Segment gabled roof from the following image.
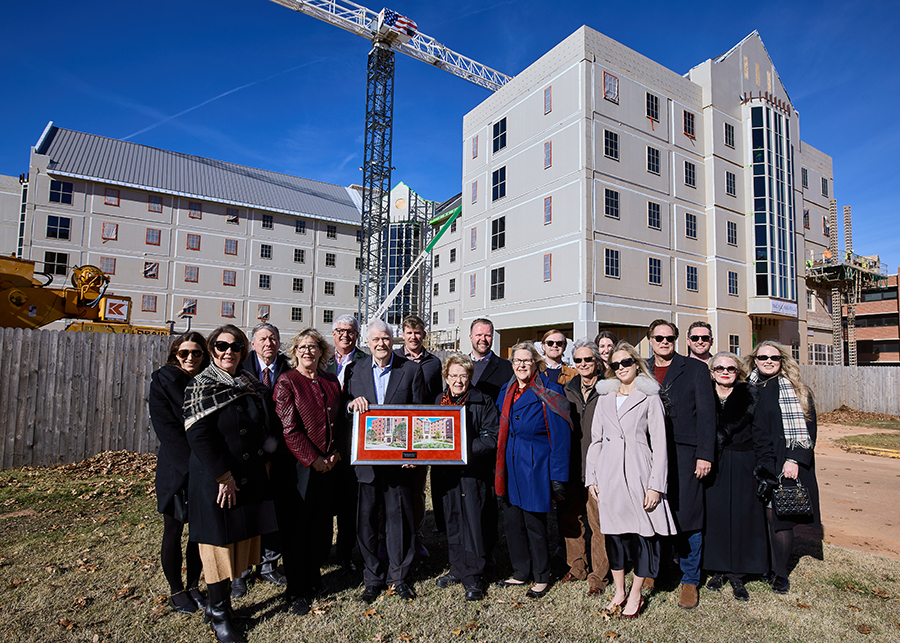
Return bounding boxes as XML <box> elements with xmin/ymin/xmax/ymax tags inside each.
<box><xmin>34</xmin><ymin>123</ymin><xmax>361</xmax><ymax>225</ymax></box>
<box><xmin>711</xmin><ymin>31</ymin><xmax>793</xmax><ymax>106</ymax></box>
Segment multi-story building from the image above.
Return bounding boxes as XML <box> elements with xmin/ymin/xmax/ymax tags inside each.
<box><xmin>0</xmin><ymin>174</ymin><xmax>22</xmax><ymax>256</ymax></box>
<box><xmin>19</xmin><ymin>123</ymin><xmax>363</xmax><ymax>335</ymax></box>
<box><xmin>843</xmin><ymin>271</ymin><xmax>899</xmax><ymax>365</ymax></box>
<box><xmin>431</xmin><ymin>27</ymin><xmax>837</xmax><ymax>361</ymax></box>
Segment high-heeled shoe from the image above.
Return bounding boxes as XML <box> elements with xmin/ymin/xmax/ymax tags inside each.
<box><xmin>621</xmin><ymin>596</ymin><xmax>645</xmax><ymax>619</ymax></box>
<box><xmin>604</xmin><ymin>596</ymin><xmax>627</xmax><ymax>612</ymax></box>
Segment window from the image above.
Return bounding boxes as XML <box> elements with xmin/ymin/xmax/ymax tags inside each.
<box><xmin>323</xmin><ymin>310</ymin><xmax>334</xmax><ymax>324</ymax></box>
<box><xmin>726</xmin><ymin>171</ymin><xmax>737</xmax><ymax>197</ymax></box>
<box><xmin>184</xmin><ymin>265</ymin><xmax>199</xmax><ymax>282</ymax></box>
<box><xmin>104</xmin><ymin>188</ymin><xmax>120</xmax><ymax>206</ymax></box>
<box><xmin>294</xmin><ymin>248</ymin><xmax>305</xmax><ymax>263</ymax></box>
<box><xmin>683</xmin><ymin>111</ymin><xmax>695</xmax><ymax>138</ymax></box>
<box><xmin>470</xmin><ymin>227</ymin><xmax>477</xmax><ymax>250</ymax></box>
<box><xmin>649</xmin><ymin>257</ymin><xmax>662</xmax><ymax>285</ymax></box>
<box><xmin>472</xmin><ymin>134</ymin><xmax>478</xmax><ymax>158</ymax></box>
<box><xmin>292</xmin><ymin>278</ymin><xmax>304</xmax><ymax>293</ymax></box>
<box><xmin>227</xmin><ymin>208</ymin><xmax>239</xmax><ymax>224</ymax></box>
<box><xmin>143</xmin><ymin>262</ymin><xmax>159</xmax><ymax>279</ymax></box>
<box><xmin>603</xmin><ymin>71</ymin><xmax>618</xmax><ymax>103</ymax></box>
<box><xmin>224</xmin><ymin>238</ymin><xmax>237</xmax><ymax>255</ymax></box>
<box><xmin>802</xmin><ymin>167</ymin><xmax>809</xmax><ymax>189</ymax></box>
<box><xmin>490</xmin><ymin>267</ymin><xmax>505</xmax><ymax>301</ymax></box>
<box><xmin>821</xmin><ymin>177</ymin><xmax>829</xmax><ymax>197</ymax></box>
<box><xmin>259</xmin><ymin>274</ymin><xmax>271</xmax><ymax>290</ymax></box>
<box><xmin>647</xmin><ymin>147</ymin><xmax>660</xmax><ymax>174</ymax></box>
<box><xmin>43</xmin><ymin>251</ymin><xmax>68</xmax><ymax>276</ymax></box>
<box><xmin>295</xmin><ymin>220</ymin><xmax>306</xmax><ymax>235</ymax></box>
<box><xmin>543</xmin><ymin>253</ymin><xmax>552</xmax><ymax>282</ymax></box>
<box><xmin>807</xmin><ymin>290</ymin><xmax>814</xmax><ymax>311</ymax></box>
<box><xmin>222</xmin><ymin>301</ymin><xmax>235</xmax><ymax>318</ymax></box>
<box><xmin>449</xmin><ymin>278</ymin><xmax>456</xmax><ymax>293</ymax></box>
<box><xmin>101</xmin><ymin>222</ymin><xmax>118</xmax><ymax>241</ymax></box>
<box><xmin>188</xmin><ymin>202</ymin><xmax>202</xmax><ymax>219</ymax></box>
<box><xmin>448</xmin><ymin>308</ymin><xmax>456</xmax><ymax>324</ymax></box>
<box><xmin>355</xmin><ymin>257</ymin><xmax>362</xmax><ymax>271</ymax></box>
<box><xmin>223</xmin><ymin>269</ymin><xmax>236</xmax><ymax>286</ymax></box>
<box><xmin>433</xmin><ymin>311</ymin><xmax>439</xmax><ymax>325</ymax></box>
<box><xmin>325</xmin><ymin>253</ymin><xmax>336</xmax><ymax>267</ymax></box>
<box><xmin>646</xmin><ymin>93</ymin><xmax>659</xmax><ymax>121</ymax></box>
<box><xmin>491</xmin><ymin>217</ymin><xmax>506</xmax><ymax>251</ymax></box>
<box><xmin>450</xmin><ymin>248</ymin><xmax>457</xmax><ymax>263</ymax></box>
<box><xmin>100</xmin><ymin>257</ymin><xmax>116</xmax><ymax>275</ymax></box>
<box><xmin>46</xmin><ymin>215</ymin><xmax>71</xmax><ymax>240</ymax></box>
<box><xmin>291</xmin><ymin>307</ymin><xmax>303</xmax><ymax>322</ymax></box>
<box><xmin>433</xmin><ymin>282</ymin><xmax>440</xmax><ymax>297</ymax></box>
<box><xmin>434</xmin><ymin>253</ymin><xmax>440</xmax><ymax>268</ymax></box>
<box><xmin>604</xmin><ymin>249</ymin><xmax>620</xmax><ymax>278</ymax></box>
<box><xmin>492</xmin><ymin>117</ymin><xmax>507</xmax><ymax>153</ymax></box>
<box><xmin>604</xmin><ymin>189</ymin><xmax>619</xmax><ymax>219</ymax></box>
<box><xmin>648</xmin><ymin>202</ymin><xmax>661</xmax><ymax>230</ymax></box>
<box><xmin>544</xmin><ymin>86</ymin><xmax>552</xmax><ymax>114</ymax></box>
<box><xmin>49</xmin><ymin>180</ymin><xmax>73</xmax><ymax>205</ymax></box>
<box><xmin>186</xmin><ymin>234</ymin><xmax>201</xmax><ymax>251</ymax></box>
<box><xmin>257</xmin><ymin>304</ymin><xmax>270</xmax><ymax>321</ymax></box>
<box><xmin>729</xmin><ymin>334</ymin><xmax>740</xmax><ymax>355</ymax></box>
<box><xmin>727</xmin><ymin>220</ymin><xmax>738</xmax><ymax>246</ymax></box>
<box><xmin>356</xmin><ymin>230</ymin><xmax>363</xmax><ymax>244</ymax></box>
<box><xmin>686</xmin><ymin>265</ymin><xmax>699</xmax><ymax>291</ymax></box>
<box><xmin>141</xmin><ymin>294</ymin><xmax>157</xmax><ymax>312</ymax></box>
<box><xmin>182</xmin><ymin>298</ymin><xmax>197</xmax><ymax>315</ymax></box>
<box><xmin>728</xmin><ymin>270</ymin><xmax>739</xmax><ymax>296</ymax></box>
<box><xmin>725</xmin><ymin>122</ymin><xmax>735</xmax><ymax>148</ymax></box>
<box><xmin>469</xmin><ymin>274</ymin><xmax>476</xmax><ymax>297</ymax></box>
<box><xmin>261</xmin><ymin>214</ymin><xmax>274</xmax><ymax>230</ymax></box>
<box><xmin>471</xmin><ymin>180</ymin><xmax>477</xmax><ymax>203</ymax></box>
<box><xmin>327</xmin><ymin>225</ymin><xmax>337</xmax><ymax>239</ymax></box>
<box><xmin>145</xmin><ymin>228</ymin><xmax>160</xmax><ymax>245</ymax></box>
<box><xmin>604</xmin><ymin>130</ymin><xmax>619</xmax><ymax>160</ymax></box>
<box><xmin>260</xmin><ymin>244</ymin><xmax>272</xmax><ymax>260</ymax></box>
<box><xmin>685</xmin><ymin>212</ymin><xmax>698</xmax><ymax>240</ymax></box>
<box><xmin>544</xmin><ymin>196</ymin><xmax>552</xmax><ymax>224</ymax></box>
<box><xmin>450</xmin><ymin>220</ymin><xmax>457</xmax><ymax>233</ymax></box>
<box><xmin>544</xmin><ymin>141</ymin><xmax>552</xmax><ymax>168</ymax></box>
<box><xmin>803</xmin><ymin>209</ymin><xmax>810</xmax><ymax>229</ymax></box>
<box><xmin>823</xmin><ymin>216</ymin><xmax>830</xmax><ymax>236</ymax></box>
<box><xmin>354</xmin><ymin>284</ymin><xmax>360</xmax><ymax>297</ymax></box>
<box><xmin>491</xmin><ymin>167</ymin><xmax>506</xmax><ymax>201</ymax></box>
<box><xmin>148</xmin><ymin>195</ymin><xmax>163</xmax><ymax>213</ymax></box>
<box><xmin>685</xmin><ymin>161</ymin><xmax>696</xmax><ymax>188</ymax></box>
<box><xmin>324</xmin><ymin>281</ymin><xmax>335</xmax><ymax>296</ymax></box>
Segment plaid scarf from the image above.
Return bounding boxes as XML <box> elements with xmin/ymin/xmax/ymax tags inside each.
<box><xmin>495</xmin><ymin>374</ymin><xmax>572</xmax><ymax>497</ymax></box>
<box><xmin>183</xmin><ymin>363</ymin><xmax>267</xmax><ymax>430</ymax></box>
<box><xmin>749</xmin><ymin>370</ymin><xmax>813</xmax><ymax>449</ymax></box>
<box><xmin>440</xmin><ymin>387</ymin><xmax>469</xmax><ymax>407</ymax></box>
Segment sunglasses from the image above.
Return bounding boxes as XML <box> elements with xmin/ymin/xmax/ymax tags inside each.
<box><xmin>573</xmin><ymin>356</ymin><xmax>595</xmax><ymax>364</ymax></box>
<box><xmin>544</xmin><ymin>340</ymin><xmax>566</xmax><ymax>348</ymax></box>
<box><xmin>689</xmin><ymin>335</ymin><xmax>711</xmax><ymax>343</ymax></box>
<box><xmin>712</xmin><ymin>365</ymin><xmax>737</xmax><ymax>373</ymax></box>
<box><xmin>755</xmin><ymin>354</ymin><xmax>782</xmax><ymax>362</ymax></box>
<box><xmin>610</xmin><ymin>358</ymin><xmax>636</xmax><ymax>371</ymax></box>
<box><xmin>213</xmin><ymin>341</ymin><xmax>245</xmax><ymax>354</ymax></box>
<box><xmin>176</xmin><ymin>349</ymin><xmax>203</xmax><ymax>360</ymax></box>
<box><xmin>652</xmin><ymin>335</ymin><xmax>676</xmax><ymax>343</ymax></box>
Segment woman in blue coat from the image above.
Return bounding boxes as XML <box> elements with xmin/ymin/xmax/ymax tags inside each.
<box><xmin>495</xmin><ymin>341</ymin><xmax>571</xmax><ymax>599</ymax></box>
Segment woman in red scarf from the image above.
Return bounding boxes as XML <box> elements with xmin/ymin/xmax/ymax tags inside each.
<box><xmin>495</xmin><ymin>342</ymin><xmax>571</xmax><ymax>599</ymax></box>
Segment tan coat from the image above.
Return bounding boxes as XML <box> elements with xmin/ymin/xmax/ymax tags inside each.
<box><xmin>584</xmin><ymin>376</ymin><xmax>677</xmax><ymax>538</ymax></box>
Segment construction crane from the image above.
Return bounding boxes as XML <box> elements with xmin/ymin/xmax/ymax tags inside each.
<box><xmin>266</xmin><ymin>0</ymin><xmax>512</xmax><ymax>324</ymax></box>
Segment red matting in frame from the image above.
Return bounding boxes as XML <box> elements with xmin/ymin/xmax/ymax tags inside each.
<box><xmin>351</xmin><ymin>405</ymin><xmax>467</xmax><ymax>466</ymax></box>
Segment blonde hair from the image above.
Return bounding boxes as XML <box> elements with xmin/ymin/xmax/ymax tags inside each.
<box><xmin>747</xmin><ymin>340</ymin><xmax>811</xmax><ymax>416</ymax></box>
<box><xmin>510</xmin><ymin>341</ymin><xmax>546</xmax><ymax>373</ymax></box>
<box><xmin>604</xmin><ymin>341</ymin><xmax>650</xmax><ymax>380</ymax></box>
<box><xmin>285</xmin><ymin>328</ymin><xmax>332</xmax><ymax>371</ymax></box>
<box><xmin>709</xmin><ymin>351</ymin><xmax>748</xmax><ymax>382</ymax></box>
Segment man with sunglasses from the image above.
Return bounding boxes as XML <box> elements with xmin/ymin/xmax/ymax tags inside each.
<box><xmin>686</xmin><ymin>321</ymin><xmax>714</xmax><ymax>364</ymax></box>
<box><xmin>646</xmin><ymin>320</ymin><xmax>716</xmax><ymax>610</ymax></box>
<box><xmin>541</xmin><ymin>329</ymin><xmax>576</xmax><ymax>386</ymax></box>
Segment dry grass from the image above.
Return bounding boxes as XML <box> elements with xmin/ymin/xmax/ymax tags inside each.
<box><xmin>835</xmin><ymin>433</ymin><xmax>900</xmax><ymax>451</ymax></box>
<box><xmin>2</xmin><ymin>454</ymin><xmax>900</xmax><ymax>643</ymax></box>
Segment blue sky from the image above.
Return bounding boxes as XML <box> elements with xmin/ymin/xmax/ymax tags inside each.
<box><xmin>1</xmin><ymin>0</ymin><xmax>898</xmax><ymax>271</ymax></box>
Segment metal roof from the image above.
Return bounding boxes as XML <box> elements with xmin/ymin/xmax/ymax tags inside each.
<box><xmin>35</xmin><ymin>123</ymin><xmax>362</xmax><ymax>225</ymax></box>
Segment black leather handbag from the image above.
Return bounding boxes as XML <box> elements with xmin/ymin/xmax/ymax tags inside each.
<box><xmin>772</xmin><ymin>474</ymin><xmax>812</xmax><ymax>519</ymax></box>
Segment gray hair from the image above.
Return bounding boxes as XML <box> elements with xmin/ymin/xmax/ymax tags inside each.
<box><xmin>573</xmin><ymin>338</ymin><xmax>602</xmax><ymax>363</ymax></box>
<box><xmin>366</xmin><ymin>318</ymin><xmax>394</xmax><ymax>341</ymax></box>
<box><xmin>250</xmin><ymin>322</ymin><xmax>280</xmax><ymax>343</ymax></box>
<box><xmin>332</xmin><ymin>314</ymin><xmax>360</xmax><ymax>332</ymax></box>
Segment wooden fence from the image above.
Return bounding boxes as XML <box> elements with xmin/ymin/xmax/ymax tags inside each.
<box><xmin>800</xmin><ymin>365</ymin><xmax>900</xmax><ymax>415</ymax></box>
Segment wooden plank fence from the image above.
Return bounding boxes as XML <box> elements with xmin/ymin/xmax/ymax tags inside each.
<box><xmin>800</xmin><ymin>365</ymin><xmax>900</xmax><ymax>415</ymax></box>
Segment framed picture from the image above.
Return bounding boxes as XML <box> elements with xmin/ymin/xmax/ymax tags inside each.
<box><xmin>351</xmin><ymin>405</ymin><xmax>467</xmax><ymax>466</ymax></box>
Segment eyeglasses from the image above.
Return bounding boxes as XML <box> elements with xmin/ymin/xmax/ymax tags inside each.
<box><xmin>573</xmin><ymin>356</ymin><xmax>595</xmax><ymax>364</ymax></box>
<box><xmin>446</xmin><ymin>374</ymin><xmax>468</xmax><ymax>381</ymax></box>
<box><xmin>609</xmin><ymin>358</ymin><xmax>636</xmax><ymax>371</ymax></box>
<box><xmin>176</xmin><ymin>349</ymin><xmax>203</xmax><ymax>360</ymax></box>
<box><xmin>712</xmin><ymin>365</ymin><xmax>737</xmax><ymax>373</ymax></box>
<box><xmin>544</xmin><ymin>340</ymin><xmax>566</xmax><ymax>348</ymax></box>
<box><xmin>334</xmin><ymin>328</ymin><xmax>356</xmax><ymax>336</ymax></box>
<box><xmin>652</xmin><ymin>335</ymin><xmax>676</xmax><ymax>344</ymax></box>
<box><xmin>755</xmin><ymin>354</ymin><xmax>782</xmax><ymax>363</ymax></box>
<box><xmin>689</xmin><ymin>335</ymin><xmax>711</xmax><ymax>343</ymax></box>
<box><xmin>213</xmin><ymin>341</ymin><xmax>244</xmax><ymax>354</ymax></box>
<box><xmin>295</xmin><ymin>344</ymin><xmax>319</xmax><ymax>353</ymax></box>
<box><xmin>512</xmin><ymin>358</ymin><xmax>535</xmax><ymax>366</ymax></box>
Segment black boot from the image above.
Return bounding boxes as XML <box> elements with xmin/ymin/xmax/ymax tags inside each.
<box><xmin>205</xmin><ymin>580</ymin><xmax>246</xmax><ymax>643</ymax></box>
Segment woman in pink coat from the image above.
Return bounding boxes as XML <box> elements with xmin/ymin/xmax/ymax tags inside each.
<box><xmin>585</xmin><ymin>342</ymin><xmax>676</xmax><ymax>618</ymax></box>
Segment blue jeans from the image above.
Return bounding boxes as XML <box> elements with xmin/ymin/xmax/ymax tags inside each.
<box><xmin>677</xmin><ymin>530</ymin><xmax>703</xmax><ymax>586</ymax></box>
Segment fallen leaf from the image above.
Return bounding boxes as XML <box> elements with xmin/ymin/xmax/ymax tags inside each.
<box><xmin>365</xmin><ymin>608</ymin><xmax>382</xmax><ymax>620</ymax></box>
<box><xmin>150</xmin><ymin>605</ymin><xmax>166</xmax><ymax>617</ymax></box>
<box><xmin>58</xmin><ymin>619</ymin><xmax>76</xmax><ymax>630</ymax></box>
<box><xmin>857</xmin><ymin>624</ymin><xmax>872</xmax><ymax>634</ymax></box>
<box><xmin>872</xmin><ymin>588</ymin><xmax>891</xmax><ymax>599</ymax></box>
<box><xmin>509</xmin><ymin>599</ymin><xmax>523</xmax><ymax>608</ymax></box>
<box><xmin>451</xmin><ymin>620</ymin><xmax>478</xmax><ymax>635</ymax></box>
<box><xmin>604</xmin><ymin>633</ymin><xmax>619</xmax><ymax>640</ymax></box>
<box><xmin>385</xmin><ymin>586</ymin><xmax>396</xmax><ymax>597</ymax></box>
<box><xmin>7</xmin><ymin>579</ymin><xmax>26</xmax><ymax>590</ymax></box>
<box><xmin>795</xmin><ymin>599</ymin><xmax>810</xmax><ymax>609</ymax></box>
<box><xmin>312</xmin><ymin>601</ymin><xmax>333</xmax><ymax>615</ymax></box>
<box><xmin>92</xmin><ymin>635</ymin><xmax>99</xmax><ymax>643</ymax></box>
<box><xmin>74</xmin><ymin>595</ymin><xmax>90</xmax><ymax>609</ymax></box>
<box><xmin>398</xmin><ymin>633</ymin><xmax>413</xmax><ymax>642</ymax></box>
<box><xmin>114</xmin><ymin>586</ymin><xmax>134</xmax><ymax>600</ymax></box>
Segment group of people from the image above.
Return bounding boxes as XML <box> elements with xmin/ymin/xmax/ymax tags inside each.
<box><xmin>149</xmin><ymin>315</ymin><xmax>820</xmax><ymax>640</ymax></box>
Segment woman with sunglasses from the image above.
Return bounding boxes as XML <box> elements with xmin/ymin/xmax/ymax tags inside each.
<box><xmin>585</xmin><ymin>342</ymin><xmax>675</xmax><ymax>619</ymax></box>
<box><xmin>150</xmin><ymin>332</ymin><xmax>209</xmax><ymax>614</ymax></box>
<box><xmin>703</xmin><ymin>352</ymin><xmax>775</xmax><ymax>601</ymax></box>
<box><xmin>184</xmin><ymin>325</ymin><xmax>278</xmax><ymax>643</ymax></box>
<box><xmin>747</xmin><ymin>341</ymin><xmax>820</xmax><ymax>595</ymax></box>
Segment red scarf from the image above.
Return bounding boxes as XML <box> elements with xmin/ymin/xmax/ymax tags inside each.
<box><xmin>440</xmin><ymin>387</ymin><xmax>469</xmax><ymax>407</ymax></box>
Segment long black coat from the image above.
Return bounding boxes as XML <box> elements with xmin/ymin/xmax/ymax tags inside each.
<box><xmin>471</xmin><ymin>352</ymin><xmax>513</xmax><ymax>404</ymax></box>
<box><xmin>648</xmin><ymin>352</ymin><xmax>716</xmax><ymax>532</ymax></box>
<box><xmin>704</xmin><ymin>382</ymin><xmax>774</xmax><ymax>574</ymax></box>
<box><xmin>150</xmin><ymin>364</ymin><xmax>192</xmax><ymax>518</ymax></box>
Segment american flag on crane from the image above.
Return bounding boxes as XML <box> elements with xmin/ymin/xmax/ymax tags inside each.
<box><xmin>381</xmin><ymin>8</ymin><xmax>417</xmax><ymax>37</ymax></box>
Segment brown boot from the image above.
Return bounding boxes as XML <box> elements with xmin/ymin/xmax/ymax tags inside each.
<box><xmin>678</xmin><ymin>583</ymin><xmax>699</xmax><ymax>609</ymax></box>
<box><xmin>642</xmin><ymin>577</ymin><xmax>655</xmax><ymax>591</ymax></box>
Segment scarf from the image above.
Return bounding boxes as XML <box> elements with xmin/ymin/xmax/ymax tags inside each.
<box><xmin>183</xmin><ymin>363</ymin><xmax>267</xmax><ymax>430</ymax></box>
<box><xmin>495</xmin><ymin>373</ymin><xmax>573</xmax><ymax>497</ymax></box>
<box><xmin>749</xmin><ymin>370</ymin><xmax>813</xmax><ymax>449</ymax></box>
<box><xmin>440</xmin><ymin>387</ymin><xmax>469</xmax><ymax>407</ymax></box>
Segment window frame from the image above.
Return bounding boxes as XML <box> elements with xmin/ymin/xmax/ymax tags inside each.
<box><xmin>143</xmin><ymin>261</ymin><xmax>159</xmax><ymax>279</ymax></box>
<box><xmin>188</xmin><ymin>202</ymin><xmax>202</xmax><ymax>219</ymax></box>
<box><xmin>148</xmin><ymin>195</ymin><xmax>163</xmax><ymax>213</ymax></box>
<box><xmin>324</xmin><ymin>281</ymin><xmax>335</xmax><ymax>296</ymax></box>
<box><xmin>104</xmin><ymin>188</ymin><xmax>120</xmax><ymax>207</ymax></box>
<box><xmin>186</xmin><ymin>234</ymin><xmax>201</xmax><ymax>251</ymax></box>
<box><xmin>49</xmin><ymin>180</ymin><xmax>73</xmax><ymax>205</ymax></box>
<box><xmin>223</xmin><ymin>269</ymin><xmax>236</xmax><ymax>287</ymax></box>
<box><xmin>544</xmin><ymin>86</ymin><xmax>552</xmax><ymax>114</ymax></box>
<box><xmin>491</xmin><ymin>166</ymin><xmax>506</xmax><ymax>201</ymax></box>
<box><xmin>224</xmin><ymin>238</ymin><xmax>237</xmax><ymax>255</ymax></box>
<box><xmin>101</xmin><ymin>222</ymin><xmax>118</xmax><ymax>241</ymax></box>
<box><xmin>727</xmin><ymin>220</ymin><xmax>738</xmax><ymax>246</ymax></box>
<box><xmin>472</xmin><ymin>134</ymin><xmax>478</xmax><ymax>158</ymax></box>
<box><xmin>491</xmin><ymin>216</ymin><xmax>506</xmax><ymax>251</ymax></box>
<box><xmin>683</xmin><ymin>110</ymin><xmax>696</xmax><ymax>138</ymax></box>
<box><xmin>726</xmin><ymin>170</ymin><xmax>737</xmax><ymax>197</ymax></box>
<box><xmin>99</xmin><ymin>256</ymin><xmax>116</xmax><ymax>275</ymax></box>
<box><xmin>221</xmin><ymin>301</ymin><xmax>235</xmax><ymax>318</ymax></box>
<box><xmin>257</xmin><ymin>304</ymin><xmax>270</xmax><ymax>321</ymax></box>
<box><xmin>226</xmin><ymin>207</ymin><xmax>240</xmax><ymax>224</ymax></box>
<box><xmin>490</xmin><ymin>266</ymin><xmax>505</xmax><ymax>301</ymax></box>
<box><xmin>727</xmin><ymin>270</ymin><xmax>739</xmax><ymax>296</ymax></box>
<box><xmin>145</xmin><ymin>228</ymin><xmax>161</xmax><ymax>246</ymax></box>
<box><xmin>604</xmin><ymin>188</ymin><xmax>620</xmax><ymax>220</ymax></box>
<box><xmin>724</xmin><ymin>122</ymin><xmax>735</xmax><ymax>149</ymax></box>
<box><xmin>323</xmin><ymin>310</ymin><xmax>334</xmax><ymax>324</ymax></box>
<box><xmin>46</xmin><ymin>215</ymin><xmax>71</xmax><ymax>240</ymax></box>
<box><xmin>450</xmin><ymin>248</ymin><xmax>457</xmax><ymax>263</ymax></box>
<box><xmin>684</xmin><ymin>161</ymin><xmax>697</xmax><ymax>188</ymax></box>
<box><xmin>43</xmin><ymin>251</ymin><xmax>68</xmax><ymax>276</ymax></box>
<box><xmin>259</xmin><ymin>274</ymin><xmax>271</xmax><ymax>290</ymax></box>
<box><xmin>449</xmin><ymin>278</ymin><xmax>456</xmax><ymax>293</ymax></box>
<box><xmin>646</xmin><ymin>92</ymin><xmax>659</xmax><ymax>122</ymax></box>
<box><xmin>543</xmin><ymin>253</ymin><xmax>552</xmax><ymax>282</ymax></box>
<box><xmin>294</xmin><ymin>248</ymin><xmax>305</xmax><ymax>263</ymax></box>
<box><xmin>262</xmin><ymin>214</ymin><xmax>274</xmax><ymax>230</ymax></box>
<box><xmin>295</xmin><ymin>220</ymin><xmax>307</xmax><ymax>235</ymax></box>
<box><xmin>685</xmin><ymin>212</ymin><xmax>698</xmax><ymax>240</ymax></box>
<box><xmin>326</xmin><ymin>225</ymin><xmax>338</xmax><ymax>239</ymax></box>
<box><xmin>184</xmin><ymin>265</ymin><xmax>199</xmax><ymax>283</ymax></box>
<box><xmin>603</xmin><ymin>71</ymin><xmax>619</xmax><ymax>103</ymax></box>
<box><xmin>260</xmin><ymin>244</ymin><xmax>273</xmax><ymax>260</ymax></box>
<box><xmin>471</xmin><ymin>180</ymin><xmax>477</xmax><ymax>203</ymax></box>
<box><xmin>182</xmin><ymin>298</ymin><xmax>197</xmax><ymax>316</ymax></box>
<box><xmin>543</xmin><ymin>141</ymin><xmax>552</xmax><ymax>168</ymax></box>
<box><xmin>141</xmin><ymin>294</ymin><xmax>157</xmax><ymax>312</ymax></box>
<box><xmin>492</xmin><ymin>117</ymin><xmax>507</xmax><ymax>153</ymax></box>
<box><xmin>648</xmin><ymin>257</ymin><xmax>662</xmax><ymax>286</ymax></box>
<box><xmin>604</xmin><ymin>248</ymin><xmax>620</xmax><ymax>279</ymax></box>
<box><xmin>291</xmin><ymin>307</ymin><xmax>303</xmax><ymax>322</ymax></box>
<box><xmin>647</xmin><ymin>147</ymin><xmax>660</xmax><ymax>175</ymax></box>
<box><xmin>604</xmin><ymin>130</ymin><xmax>619</xmax><ymax>161</ymax></box>
<box><xmin>325</xmin><ymin>252</ymin><xmax>336</xmax><ymax>267</ymax></box>
<box><xmin>686</xmin><ymin>265</ymin><xmax>699</xmax><ymax>292</ymax></box>
<box><xmin>821</xmin><ymin>177</ymin><xmax>829</xmax><ymax>197</ymax></box>
<box><xmin>647</xmin><ymin>201</ymin><xmax>661</xmax><ymax>230</ymax></box>
<box><xmin>543</xmin><ymin>196</ymin><xmax>552</xmax><ymax>225</ymax></box>
<box><xmin>470</xmin><ymin>227</ymin><xmax>477</xmax><ymax>251</ymax></box>
<box><xmin>292</xmin><ymin>277</ymin><xmax>304</xmax><ymax>293</ymax></box>
<box><xmin>469</xmin><ymin>274</ymin><xmax>476</xmax><ymax>297</ymax></box>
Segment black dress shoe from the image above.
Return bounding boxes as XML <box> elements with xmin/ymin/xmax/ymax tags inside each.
<box><xmin>495</xmin><ymin>579</ymin><xmax>527</xmax><ymax>588</ymax></box>
<box><xmin>772</xmin><ymin>575</ymin><xmax>790</xmax><ymax>594</ymax></box>
<box><xmin>730</xmin><ymin>579</ymin><xmax>749</xmax><ymax>601</ymax></box>
<box><xmin>259</xmin><ymin>570</ymin><xmax>287</xmax><ymax>587</ymax></box>
<box><xmin>436</xmin><ymin>573</ymin><xmax>460</xmax><ymax>589</ymax></box>
<box><xmin>169</xmin><ymin>591</ymin><xmax>198</xmax><ymax>614</ymax></box>
<box><xmin>391</xmin><ymin>581</ymin><xmax>416</xmax><ymax>601</ymax></box>
<box><xmin>288</xmin><ymin>595</ymin><xmax>311</xmax><ymax>615</ymax></box>
<box><xmin>230</xmin><ymin>578</ymin><xmax>248</xmax><ymax>599</ymax></box>
<box><xmin>526</xmin><ymin>585</ymin><xmax>549</xmax><ymax>600</ymax></box>
<box><xmin>361</xmin><ymin>585</ymin><xmax>383</xmax><ymax>604</ymax></box>
<box><xmin>189</xmin><ymin>587</ymin><xmax>208</xmax><ymax>608</ymax></box>
<box><xmin>706</xmin><ymin>574</ymin><xmax>725</xmax><ymax>591</ymax></box>
<box><xmin>464</xmin><ymin>586</ymin><xmax>484</xmax><ymax>601</ymax></box>
<box><xmin>762</xmin><ymin>570</ymin><xmax>776</xmax><ymax>587</ymax></box>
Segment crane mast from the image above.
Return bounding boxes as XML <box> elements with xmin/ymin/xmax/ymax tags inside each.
<box><xmin>266</xmin><ymin>0</ymin><xmax>512</xmax><ymax>324</ymax></box>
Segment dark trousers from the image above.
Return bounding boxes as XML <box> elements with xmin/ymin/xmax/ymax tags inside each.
<box><xmin>240</xmin><ymin>532</ymin><xmax>280</xmax><ymax>579</ymax></box>
<box><xmin>606</xmin><ymin>533</ymin><xmax>661</xmax><ymax>579</ymax></box>
<box><xmin>503</xmin><ymin>501</ymin><xmax>551</xmax><ymax>584</ymax></box>
<box><xmin>442</xmin><ymin>476</ymin><xmax>488</xmax><ymax>588</ymax></box>
<box><xmin>357</xmin><ymin>468</ymin><xmax>416</xmax><ymax>587</ymax></box>
<box><xmin>333</xmin><ymin>458</ymin><xmax>358</xmax><ymax>561</ymax></box>
<box><xmin>556</xmin><ymin>482</ymin><xmax>589</xmax><ymax>579</ymax></box>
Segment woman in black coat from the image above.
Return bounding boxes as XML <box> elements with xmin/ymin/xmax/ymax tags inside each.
<box><xmin>150</xmin><ymin>331</ymin><xmax>208</xmax><ymax>614</ymax></box>
<box><xmin>184</xmin><ymin>325</ymin><xmax>278</xmax><ymax>643</ymax></box>
<box><xmin>748</xmin><ymin>341</ymin><xmax>820</xmax><ymax>596</ymax></box>
<box><xmin>431</xmin><ymin>353</ymin><xmax>499</xmax><ymax>602</ymax></box>
<box><xmin>703</xmin><ymin>352</ymin><xmax>774</xmax><ymax>601</ymax></box>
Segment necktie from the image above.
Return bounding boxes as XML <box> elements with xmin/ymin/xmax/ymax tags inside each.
<box><xmin>262</xmin><ymin>368</ymin><xmax>271</xmax><ymax>389</ymax></box>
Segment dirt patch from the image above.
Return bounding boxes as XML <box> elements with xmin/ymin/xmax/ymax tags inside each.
<box><xmin>819</xmin><ymin>405</ymin><xmax>900</xmax><ymax>425</ymax></box>
<box><xmin>0</xmin><ymin>508</ymin><xmax>37</xmax><ymax>519</ymax></box>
